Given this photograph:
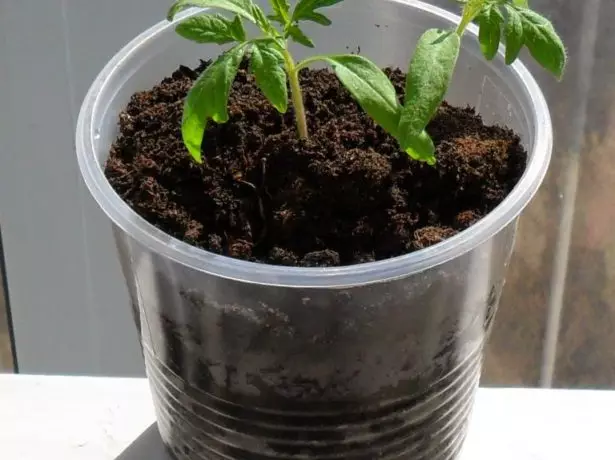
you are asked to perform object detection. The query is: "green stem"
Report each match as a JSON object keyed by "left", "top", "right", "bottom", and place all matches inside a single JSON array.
[
  {"left": 295, "top": 55, "right": 327, "bottom": 72},
  {"left": 456, "top": 10, "right": 474, "bottom": 35},
  {"left": 456, "top": 0, "right": 485, "bottom": 36},
  {"left": 455, "top": 19, "right": 470, "bottom": 36},
  {"left": 283, "top": 48, "right": 309, "bottom": 140}
]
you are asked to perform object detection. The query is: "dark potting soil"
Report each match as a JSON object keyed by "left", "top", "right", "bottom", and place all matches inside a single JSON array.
[{"left": 105, "top": 60, "right": 526, "bottom": 267}]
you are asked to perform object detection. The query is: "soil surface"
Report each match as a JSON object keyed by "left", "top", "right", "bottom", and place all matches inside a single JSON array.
[{"left": 106, "top": 60, "right": 526, "bottom": 267}]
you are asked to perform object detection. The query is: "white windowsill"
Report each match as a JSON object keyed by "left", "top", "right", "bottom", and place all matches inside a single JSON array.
[{"left": 0, "top": 374, "right": 611, "bottom": 459}]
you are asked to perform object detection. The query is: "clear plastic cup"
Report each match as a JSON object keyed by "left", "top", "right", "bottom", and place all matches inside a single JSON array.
[{"left": 76, "top": 1, "right": 552, "bottom": 459}]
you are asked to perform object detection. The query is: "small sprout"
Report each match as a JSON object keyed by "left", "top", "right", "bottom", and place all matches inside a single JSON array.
[{"left": 167, "top": 0, "right": 566, "bottom": 165}]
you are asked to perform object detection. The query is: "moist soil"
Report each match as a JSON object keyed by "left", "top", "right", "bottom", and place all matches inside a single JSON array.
[{"left": 105, "top": 60, "right": 526, "bottom": 267}]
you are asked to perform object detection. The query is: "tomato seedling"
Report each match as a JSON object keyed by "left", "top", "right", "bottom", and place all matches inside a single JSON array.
[{"left": 168, "top": 0, "right": 565, "bottom": 164}]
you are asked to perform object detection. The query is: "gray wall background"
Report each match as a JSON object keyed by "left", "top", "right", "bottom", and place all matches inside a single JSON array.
[
  {"left": 0, "top": 0, "right": 176, "bottom": 375},
  {"left": 0, "top": 0, "right": 612, "bottom": 385}
]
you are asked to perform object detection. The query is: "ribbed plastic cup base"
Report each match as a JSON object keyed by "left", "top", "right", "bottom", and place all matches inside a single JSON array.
[{"left": 143, "top": 345, "right": 480, "bottom": 460}]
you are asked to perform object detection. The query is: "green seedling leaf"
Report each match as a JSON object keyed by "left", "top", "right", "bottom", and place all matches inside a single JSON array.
[
  {"left": 269, "top": 0, "right": 291, "bottom": 24},
  {"left": 170, "top": 0, "right": 566, "bottom": 166},
  {"left": 250, "top": 3, "right": 278, "bottom": 35},
  {"left": 268, "top": 13, "right": 285, "bottom": 25},
  {"left": 405, "top": 130, "right": 436, "bottom": 165},
  {"left": 458, "top": 0, "right": 488, "bottom": 32},
  {"left": 301, "top": 11, "right": 331, "bottom": 26},
  {"left": 250, "top": 41, "right": 288, "bottom": 113},
  {"left": 399, "top": 29, "right": 460, "bottom": 149},
  {"left": 477, "top": 5, "right": 504, "bottom": 60},
  {"left": 175, "top": 14, "right": 246, "bottom": 44},
  {"left": 182, "top": 43, "right": 249, "bottom": 162},
  {"left": 168, "top": 0, "right": 255, "bottom": 22},
  {"left": 292, "top": 0, "right": 342, "bottom": 23},
  {"left": 517, "top": 9, "right": 567, "bottom": 78},
  {"left": 320, "top": 55, "right": 401, "bottom": 137},
  {"left": 287, "top": 24, "right": 315, "bottom": 47},
  {"left": 504, "top": 5, "right": 524, "bottom": 64},
  {"left": 463, "top": 0, "right": 487, "bottom": 16}
]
